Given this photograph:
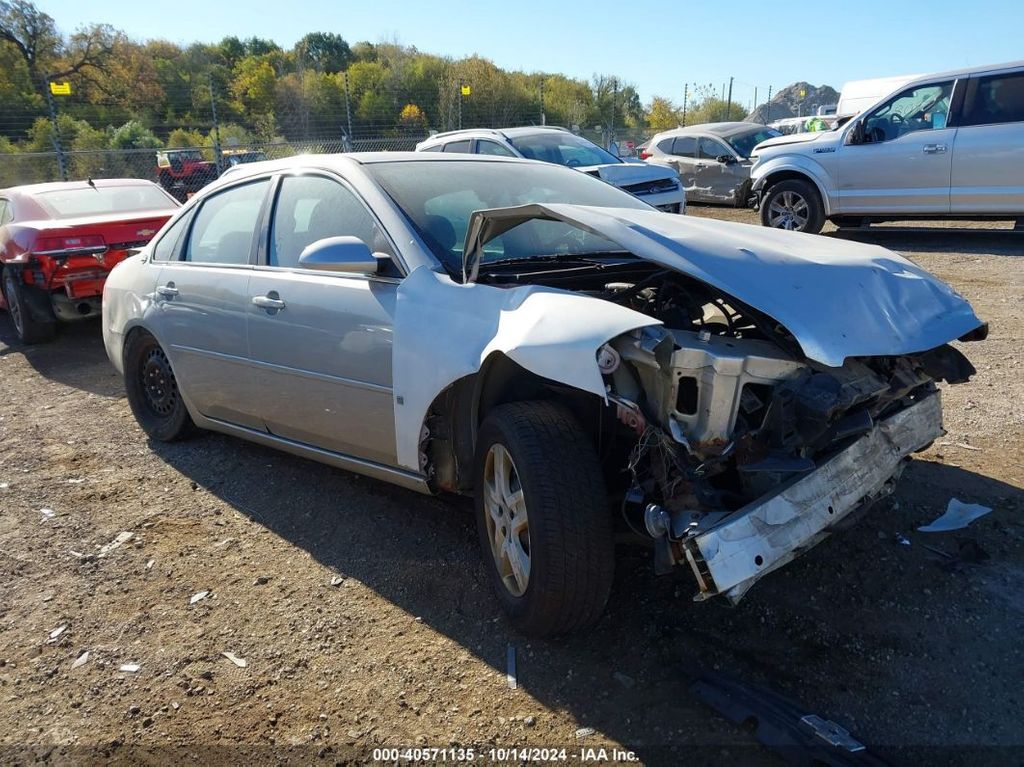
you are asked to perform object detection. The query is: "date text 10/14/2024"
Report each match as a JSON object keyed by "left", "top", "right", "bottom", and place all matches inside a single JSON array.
[{"left": 371, "top": 747, "right": 639, "bottom": 762}]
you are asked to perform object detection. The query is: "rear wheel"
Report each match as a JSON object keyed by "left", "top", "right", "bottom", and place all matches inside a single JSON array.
[
  {"left": 123, "top": 330, "right": 196, "bottom": 441},
  {"left": 475, "top": 401, "right": 614, "bottom": 636},
  {"left": 760, "top": 179, "right": 825, "bottom": 234},
  {"left": 2, "top": 267, "right": 57, "bottom": 344}
]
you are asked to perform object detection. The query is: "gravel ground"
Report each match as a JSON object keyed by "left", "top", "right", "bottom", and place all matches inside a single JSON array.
[{"left": 0, "top": 208, "right": 1021, "bottom": 765}]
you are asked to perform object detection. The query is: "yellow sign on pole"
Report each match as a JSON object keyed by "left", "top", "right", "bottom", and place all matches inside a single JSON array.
[
  {"left": 49, "top": 81, "right": 72, "bottom": 96},
  {"left": 460, "top": 85, "right": 471, "bottom": 96}
]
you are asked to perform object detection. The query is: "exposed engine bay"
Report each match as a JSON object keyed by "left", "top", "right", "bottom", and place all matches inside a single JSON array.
[{"left": 476, "top": 255, "right": 980, "bottom": 601}]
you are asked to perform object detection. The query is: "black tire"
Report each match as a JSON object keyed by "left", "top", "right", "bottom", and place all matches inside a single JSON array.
[
  {"left": 123, "top": 330, "right": 196, "bottom": 441},
  {"left": 2, "top": 267, "right": 57, "bottom": 344},
  {"left": 474, "top": 401, "right": 614, "bottom": 637},
  {"left": 760, "top": 178, "right": 825, "bottom": 234}
]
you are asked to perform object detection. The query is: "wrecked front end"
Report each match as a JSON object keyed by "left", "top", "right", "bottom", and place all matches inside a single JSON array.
[
  {"left": 458, "top": 204, "right": 985, "bottom": 603},
  {"left": 605, "top": 321, "right": 971, "bottom": 603}
]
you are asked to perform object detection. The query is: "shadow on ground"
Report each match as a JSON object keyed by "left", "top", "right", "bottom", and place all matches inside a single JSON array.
[
  {"left": 147, "top": 423, "right": 1024, "bottom": 764},
  {"left": 826, "top": 227, "right": 1024, "bottom": 256},
  {"left": 0, "top": 314, "right": 120, "bottom": 397}
]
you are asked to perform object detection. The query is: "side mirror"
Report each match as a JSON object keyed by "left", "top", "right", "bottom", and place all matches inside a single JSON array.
[
  {"left": 298, "top": 236, "right": 383, "bottom": 274},
  {"left": 846, "top": 120, "right": 865, "bottom": 145},
  {"left": 716, "top": 154, "right": 736, "bottom": 165}
]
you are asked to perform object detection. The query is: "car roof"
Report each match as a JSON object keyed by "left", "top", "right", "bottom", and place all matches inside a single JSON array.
[
  {"left": 902, "top": 58, "right": 1024, "bottom": 84},
  {"left": 419, "top": 126, "right": 571, "bottom": 144},
  {"left": 1, "top": 178, "right": 161, "bottom": 197},
  {"left": 654, "top": 122, "right": 768, "bottom": 140}
]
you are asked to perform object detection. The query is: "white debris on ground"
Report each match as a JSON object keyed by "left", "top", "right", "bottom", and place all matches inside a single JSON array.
[{"left": 918, "top": 498, "right": 994, "bottom": 533}]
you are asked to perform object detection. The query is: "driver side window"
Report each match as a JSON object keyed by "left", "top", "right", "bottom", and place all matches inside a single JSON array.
[{"left": 863, "top": 81, "right": 954, "bottom": 143}]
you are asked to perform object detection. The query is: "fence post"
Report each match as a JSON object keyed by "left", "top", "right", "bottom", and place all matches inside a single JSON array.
[
  {"left": 44, "top": 76, "right": 68, "bottom": 182},
  {"left": 765, "top": 85, "right": 772, "bottom": 125},
  {"left": 343, "top": 71, "right": 354, "bottom": 150},
  {"left": 209, "top": 75, "right": 223, "bottom": 172},
  {"left": 539, "top": 78, "right": 545, "bottom": 126}
]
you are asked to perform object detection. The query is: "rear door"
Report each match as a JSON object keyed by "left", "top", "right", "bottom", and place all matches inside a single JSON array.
[
  {"left": 246, "top": 172, "right": 401, "bottom": 466},
  {"left": 834, "top": 79, "right": 958, "bottom": 213},
  {"left": 950, "top": 67, "right": 1024, "bottom": 213},
  {"left": 662, "top": 136, "right": 699, "bottom": 197},
  {"left": 150, "top": 178, "right": 271, "bottom": 430}
]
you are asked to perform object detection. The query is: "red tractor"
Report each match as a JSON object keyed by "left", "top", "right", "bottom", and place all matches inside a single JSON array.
[{"left": 155, "top": 149, "right": 219, "bottom": 202}]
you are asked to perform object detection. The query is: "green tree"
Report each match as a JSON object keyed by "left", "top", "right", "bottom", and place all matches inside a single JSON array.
[
  {"left": 294, "top": 32, "right": 351, "bottom": 74},
  {"left": 646, "top": 96, "right": 680, "bottom": 131},
  {"left": 108, "top": 119, "right": 161, "bottom": 149}
]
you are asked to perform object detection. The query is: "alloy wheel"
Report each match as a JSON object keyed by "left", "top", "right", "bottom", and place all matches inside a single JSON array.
[
  {"left": 483, "top": 443, "right": 531, "bottom": 597},
  {"left": 4, "top": 274, "right": 24, "bottom": 337},
  {"left": 767, "top": 190, "right": 810, "bottom": 230}
]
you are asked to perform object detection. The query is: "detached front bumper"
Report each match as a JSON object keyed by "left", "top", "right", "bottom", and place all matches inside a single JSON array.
[{"left": 683, "top": 392, "right": 944, "bottom": 603}]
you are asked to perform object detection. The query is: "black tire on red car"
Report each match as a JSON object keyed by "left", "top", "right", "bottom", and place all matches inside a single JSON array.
[
  {"left": 1, "top": 267, "right": 57, "bottom": 344},
  {"left": 123, "top": 329, "right": 197, "bottom": 441},
  {"left": 474, "top": 401, "right": 615, "bottom": 637}
]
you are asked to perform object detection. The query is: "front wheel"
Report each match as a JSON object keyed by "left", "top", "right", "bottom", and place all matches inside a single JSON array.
[
  {"left": 475, "top": 401, "right": 614, "bottom": 637},
  {"left": 760, "top": 179, "right": 825, "bottom": 234},
  {"left": 2, "top": 267, "right": 57, "bottom": 344},
  {"left": 123, "top": 330, "right": 196, "bottom": 441}
]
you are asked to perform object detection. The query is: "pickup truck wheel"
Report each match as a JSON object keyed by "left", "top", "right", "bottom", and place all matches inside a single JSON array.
[
  {"left": 475, "top": 401, "right": 614, "bottom": 636},
  {"left": 123, "top": 330, "right": 196, "bottom": 441},
  {"left": 2, "top": 267, "right": 57, "bottom": 344},
  {"left": 760, "top": 179, "right": 825, "bottom": 234}
]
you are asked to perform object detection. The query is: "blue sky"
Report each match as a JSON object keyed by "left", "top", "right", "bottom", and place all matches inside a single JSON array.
[{"left": 38, "top": 0, "right": 1024, "bottom": 106}]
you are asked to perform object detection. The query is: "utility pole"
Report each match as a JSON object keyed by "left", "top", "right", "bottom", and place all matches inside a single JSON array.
[
  {"left": 43, "top": 76, "right": 67, "bottom": 182},
  {"left": 754, "top": 87, "right": 758, "bottom": 114},
  {"left": 343, "top": 71, "right": 354, "bottom": 150},
  {"left": 682, "top": 83, "right": 688, "bottom": 127},
  {"left": 726, "top": 76, "right": 733, "bottom": 118},
  {"left": 209, "top": 75, "right": 223, "bottom": 172},
  {"left": 609, "top": 78, "right": 618, "bottom": 151}
]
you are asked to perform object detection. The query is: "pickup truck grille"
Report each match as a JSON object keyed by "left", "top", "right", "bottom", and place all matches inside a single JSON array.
[{"left": 622, "top": 178, "right": 680, "bottom": 196}]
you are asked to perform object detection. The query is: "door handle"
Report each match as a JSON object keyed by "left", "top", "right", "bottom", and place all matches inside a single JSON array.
[
  {"left": 156, "top": 283, "right": 178, "bottom": 298},
  {"left": 922, "top": 144, "right": 947, "bottom": 154},
  {"left": 252, "top": 294, "right": 286, "bottom": 311}
]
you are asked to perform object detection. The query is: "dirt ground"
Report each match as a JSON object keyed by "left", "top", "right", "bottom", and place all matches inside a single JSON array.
[{"left": 1, "top": 208, "right": 1022, "bottom": 766}]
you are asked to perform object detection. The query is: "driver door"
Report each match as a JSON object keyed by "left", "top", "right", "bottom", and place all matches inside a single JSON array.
[{"left": 835, "top": 80, "right": 958, "bottom": 214}]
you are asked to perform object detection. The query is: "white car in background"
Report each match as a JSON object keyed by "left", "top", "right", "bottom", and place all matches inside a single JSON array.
[
  {"left": 751, "top": 60, "right": 1024, "bottom": 232},
  {"left": 417, "top": 126, "right": 686, "bottom": 214}
]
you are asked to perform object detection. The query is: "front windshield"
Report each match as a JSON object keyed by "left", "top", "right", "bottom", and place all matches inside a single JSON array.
[
  {"left": 508, "top": 132, "right": 621, "bottom": 167},
  {"left": 727, "top": 127, "right": 782, "bottom": 158},
  {"left": 366, "top": 160, "right": 651, "bottom": 273}
]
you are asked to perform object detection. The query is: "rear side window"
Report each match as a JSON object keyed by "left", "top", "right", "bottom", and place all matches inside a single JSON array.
[
  {"left": 420, "top": 144, "right": 443, "bottom": 152},
  {"left": 269, "top": 175, "right": 393, "bottom": 268},
  {"left": 671, "top": 136, "right": 696, "bottom": 157},
  {"left": 184, "top": 180, "right": 269, "bottom": 265},
  {"left": 150, "top": 213, "right": 191, "bottom": 262},
  {"left": 443, "top": 140, "right": 472, "bottom": 153},
  {"left": 962, "top": 72, "right": 1024, "bottom": 127}
]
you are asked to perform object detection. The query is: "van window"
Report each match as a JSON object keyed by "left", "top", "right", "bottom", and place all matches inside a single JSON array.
[
  {"left": 862, "top": 81, "right": 954, "bottom": 142},
  {"left": 961, "top": 72, "right": 1024, "bottom": 127}
]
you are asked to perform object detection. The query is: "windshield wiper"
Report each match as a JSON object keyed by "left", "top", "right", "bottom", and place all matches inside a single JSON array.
[{"left": 481, "top": 252, "right": 633, "bottom": 269}]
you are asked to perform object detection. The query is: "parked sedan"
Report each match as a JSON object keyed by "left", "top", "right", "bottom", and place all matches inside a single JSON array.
[
  {"left": 643, "top": 122, "right": 781, "bottom": 206},
  {"left": 1, "top": 179, "right": 179, "bottom": 343},
  {"left": 416, "top": 126, "right": 686, "bottom": 213},
  {"left": 104, "top": 153, "right": 984, "bottom": 636}
]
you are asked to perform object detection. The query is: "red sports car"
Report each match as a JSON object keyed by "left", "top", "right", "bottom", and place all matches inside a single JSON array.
[{"left": 0, "top": 178, "right": 179, "bottom": 343}]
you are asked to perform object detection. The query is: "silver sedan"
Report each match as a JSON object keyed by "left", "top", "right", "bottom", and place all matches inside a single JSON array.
[{"left": 103, "top": 153, "right": 983, "bottom": 636}]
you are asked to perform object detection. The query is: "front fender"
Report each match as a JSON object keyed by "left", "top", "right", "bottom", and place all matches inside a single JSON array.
[
  {"left": 392, "top": 267, "right": 660, "bottom": 471},
  {"left": 750, "top": 156, "right": 837, "bottom": 216}
]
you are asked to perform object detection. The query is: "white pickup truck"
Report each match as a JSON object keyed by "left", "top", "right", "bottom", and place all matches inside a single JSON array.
[{"left": 749, "top": 60, "right": 1024, "bottom": 232}]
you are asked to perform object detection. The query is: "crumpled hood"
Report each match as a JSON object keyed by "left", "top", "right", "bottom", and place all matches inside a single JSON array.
[
  {"left": 576, "top": 161, "right": 678, "bottom": 188},
  {"left": 463, "top": 204, "right": 983, "bottom": 367}
]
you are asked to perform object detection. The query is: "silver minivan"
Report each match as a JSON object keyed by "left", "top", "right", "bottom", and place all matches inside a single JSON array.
[{"left": 749, "top": 61, "right": 1024, "bottom": 232}]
